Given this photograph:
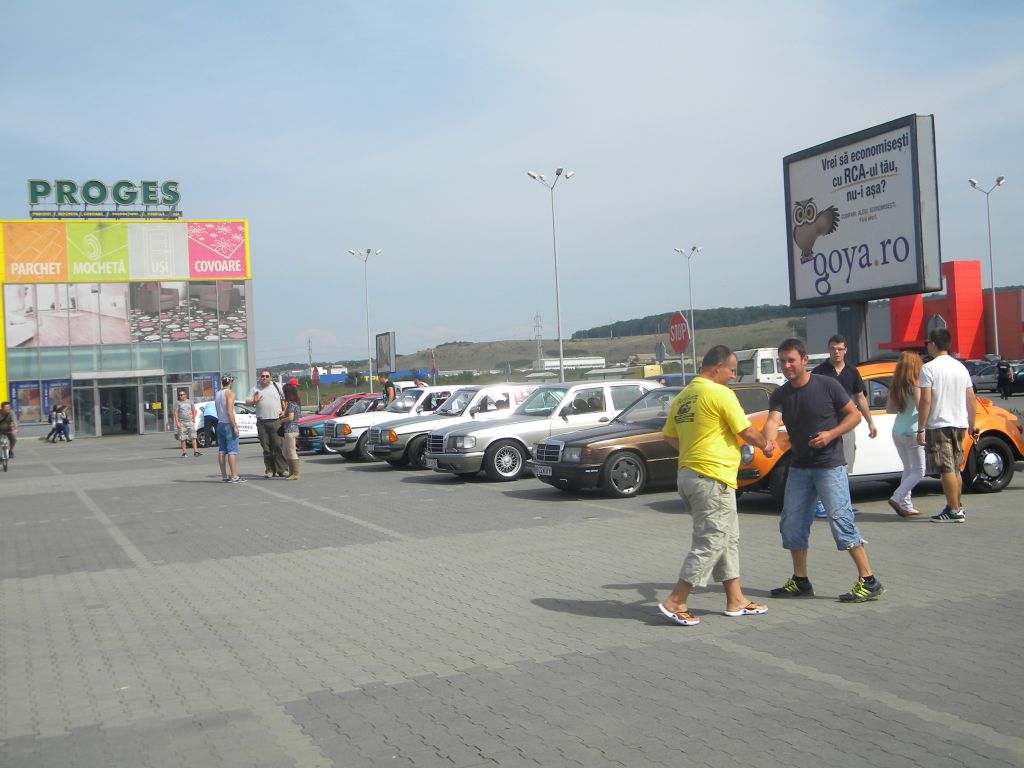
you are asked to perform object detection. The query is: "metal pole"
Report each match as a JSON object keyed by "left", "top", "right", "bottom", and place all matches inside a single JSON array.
[
  {"left": 363, "top": 255, "right": 373, "bottom": 388},
  {"left": 985, "top": 192, "right": 999, "bottom": 358},
  {"left": 549, "top": 186, "right": 565, "bottom": 383},
  {"left": 687, "top": 253, "right": 697, "bottom": 374}
]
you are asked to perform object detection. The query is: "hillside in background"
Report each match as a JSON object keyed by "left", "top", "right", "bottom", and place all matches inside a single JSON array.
[
  {"left": 572, "top": 304, "right": 827, "bottom": 340},
  {"left": 393, "top": 316, "right": 805, "bottom": 373}
]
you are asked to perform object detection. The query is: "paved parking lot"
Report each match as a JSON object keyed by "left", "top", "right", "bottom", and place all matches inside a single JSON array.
[{"left": 1, "top": 435, "right": 1022, "bottom": 767}]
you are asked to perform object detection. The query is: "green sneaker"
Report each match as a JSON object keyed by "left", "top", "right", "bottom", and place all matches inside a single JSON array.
[
  {"left": 839, "top": 578, "right": 885, "bottom": 603},
  {"left": 770, "top": 577, "right": 814, "bottom": 598}
]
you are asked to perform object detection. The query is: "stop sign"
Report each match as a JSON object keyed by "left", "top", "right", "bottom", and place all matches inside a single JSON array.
[
  {"left": 668, "top": 311, "right": 690, "bottom": 354},
  {"left": 312, "top": 367, "right": 320, "bottom": 385}
]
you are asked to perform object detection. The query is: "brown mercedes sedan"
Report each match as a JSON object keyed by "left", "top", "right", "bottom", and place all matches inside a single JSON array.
[{"left": 527, "top": 382, "right": 777, "bottom": 498}]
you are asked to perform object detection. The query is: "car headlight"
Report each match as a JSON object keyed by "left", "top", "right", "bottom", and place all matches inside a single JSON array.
[
  {"left": 740, "top": 444, "right": 754, "bottom": 465},
  {"left": 562, "top": 446, "right": 583, "bottom": 463},
  {"left": 341, "top": 423, "right": 351, "bottom": 436},
  {"left": 454, "top": 435, "right": 477, "bottom": 450}
]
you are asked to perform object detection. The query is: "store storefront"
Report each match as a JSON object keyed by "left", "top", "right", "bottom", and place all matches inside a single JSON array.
[{"left": 1, "top": 220, "right": 253, "bottom": 437}]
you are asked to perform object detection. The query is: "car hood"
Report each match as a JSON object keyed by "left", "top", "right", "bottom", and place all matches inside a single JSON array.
[
  {"left": 549, "top": 420, "right": 663, "bottom": 446},
  {"left": 371, "top": 411, "right": 479, "bottom": 434},
  {"left": 432, "top": 413, "right": 545, "bottom": 438},
  {"left": 329, "top": 409, "right": 416, "bottom": 428},
  {"left": 297, "top": 414, "right": 330, "bottom": 426}
]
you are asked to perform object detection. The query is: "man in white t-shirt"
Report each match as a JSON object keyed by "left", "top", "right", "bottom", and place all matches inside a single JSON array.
[{"left": 917, "top": 328, "right": 979, "bottom": 522}]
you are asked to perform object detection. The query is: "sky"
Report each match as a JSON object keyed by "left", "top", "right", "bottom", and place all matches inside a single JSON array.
[{"left": 2, "top": 1, "right": 1022, "bottom": 366}]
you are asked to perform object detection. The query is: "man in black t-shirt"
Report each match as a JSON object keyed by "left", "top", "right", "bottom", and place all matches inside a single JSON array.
[
  {"left": 761, "top": 338, "right": 885, "bottom": 604},
  {"left": 810, "top": 334, "right": 876, "bottom": 517},
  {"left": 996, "top": 357, "right": 1013, "bottom": 400}
]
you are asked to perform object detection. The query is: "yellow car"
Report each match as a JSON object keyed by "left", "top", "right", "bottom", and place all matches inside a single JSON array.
[{"left": 738, "top": 361, "right": 1024, "bottom": 508}]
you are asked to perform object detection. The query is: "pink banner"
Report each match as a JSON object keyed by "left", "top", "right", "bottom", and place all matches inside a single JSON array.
[{"left": 187, "top": 223, "right": 247, "bottom": 279}]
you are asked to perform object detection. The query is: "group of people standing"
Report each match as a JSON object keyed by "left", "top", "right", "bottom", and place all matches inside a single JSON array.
[
  {"left": 658, "top": 327, "right": 976, "bottom": 627},
  {"left": 45, "top": 405, "right": 71, "bottom": 443}
]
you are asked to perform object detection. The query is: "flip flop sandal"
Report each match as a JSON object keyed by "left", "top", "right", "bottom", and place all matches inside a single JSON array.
[
  {"left": 723, "top": 603, "right": 768, "bottom": 617},
  {"left": 658, "top": 603, "right": 700, "bottom": 626}
]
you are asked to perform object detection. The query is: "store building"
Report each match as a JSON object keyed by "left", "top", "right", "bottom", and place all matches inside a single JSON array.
[{"left": 1, "top": 220, "right": 253, "bottom": 436}]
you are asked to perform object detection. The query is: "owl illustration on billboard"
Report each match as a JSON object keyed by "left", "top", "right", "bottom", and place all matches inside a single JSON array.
[{"left": 792, "top": 198, "right": 840, "bottom": 263}]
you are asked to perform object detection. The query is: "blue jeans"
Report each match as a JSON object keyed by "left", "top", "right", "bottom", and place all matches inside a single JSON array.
[{"left": 781, "top": 466, "right": 862, "bottom": 551}]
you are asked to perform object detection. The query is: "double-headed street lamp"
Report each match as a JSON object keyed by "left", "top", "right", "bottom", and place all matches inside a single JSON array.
[
  {"left": 673, "top": 246, "right": 702, "bottom": 374},
  {"left": 968, "top": 176, "right": 1006, "bottom": 357},
  {"left": 348, "top": 248, "right": 381, "bottom": 387},
  {"left": 527, "top": 168, "right": 574, "bottom": 382}
]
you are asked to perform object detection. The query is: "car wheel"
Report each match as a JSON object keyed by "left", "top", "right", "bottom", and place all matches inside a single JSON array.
[
  {"left": 484, "top": 440, "right": 525, "bottom": 481},
  {"left": 600, "top": 451, "right": 647, "bottom": 498},
  {"left": 356, "top": 433, "right": 376, "bottom": 462},
  {"left": 386, "top": 457, "right": 408, "bottom": 468},
  {"left": 964, "top": 435, "right": 1015, "bottom": 493},
  {"left": 407, "top": 435, "right": 429, "bottom": 470},
  {"left": 196, "top": 430, "right": 207, "bottom": 449},
  {"left": 769, "top": 454, "right": 791, "bottom": 511},
  {"left": 318, "top": 443, "right": 337, "bottom": 455}
]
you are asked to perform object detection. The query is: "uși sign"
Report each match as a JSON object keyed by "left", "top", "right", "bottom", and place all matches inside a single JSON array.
[{"left": 29, "top": 179, "right": 181, "bottom": 207}]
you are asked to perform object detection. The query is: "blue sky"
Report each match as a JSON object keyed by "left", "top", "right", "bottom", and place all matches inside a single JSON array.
[{"left": 2, "top": 2, "right": 1022, "bottom": 365}]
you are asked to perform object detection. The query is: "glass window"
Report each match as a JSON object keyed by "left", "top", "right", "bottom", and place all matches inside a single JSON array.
[
  {"left": 191, "top": 341, "right": 220, "bottom": 372},
  {"left": 67, "top": 283, "right": 102, "bottom": 345},
  {"left": 760, "top": 358, "right": 776, "bottom": 375},
  {"left": 867, "top": 379, "right": 890, "bottom": 411},
  {"left": 133, "top": 343, "right": 163, "bottom": 370},
  {"left": 163, "top": 343, "right": 191, "bottom": 374},
  {"left": 568, "top": 387, "right": 605, "bottom": 414},
  {"left": 35, "top": 284, "right": 70, "bottom": 347},
  {"left": 71, "top": 346, "right": 101, "bottom": 372},
  {"left": 4, "top": 285, "right": 39, "bottom": 348},
  {"left": 99, "top": 283, "right": 131, "bottom": 344},
  {"left": 101, "top": 344, "right": 132, "bottom": 371},
  {"left": 220, "top": 340, "right": 247, "bottom": 372},
  {"left": 38, "top": 347, "right": 71, "bottom": 378},
  {"left": 610, "top": 385, "right": 644, "bottom": 410},
  {"left": 736, "top": 359, "right": 754, "bottom": 378},
  {"left": 734, "top": 387, "right": 771, "bottom": 414},
  {"left": 225, "top": 370, "right": 250, "bottom": 397},
  {"left": 6, "top": 348, "right": 39, "bottom": 379},
  {"left": 220, "top": 281, "right": 247, "bottom": 339}
]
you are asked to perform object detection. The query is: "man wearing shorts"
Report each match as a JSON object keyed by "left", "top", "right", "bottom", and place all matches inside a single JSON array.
[
  {"left": 762, "top": 338, "right": 885, "bottom": 603},
  {"left": 215, "top": 374, "right": 245, "bottom": 483},
  {"left": 918, "top": 328, "right": 978, "bottom": 522},
  {"left": 174, "top": 389, "right": 201, "bottom": 457}
]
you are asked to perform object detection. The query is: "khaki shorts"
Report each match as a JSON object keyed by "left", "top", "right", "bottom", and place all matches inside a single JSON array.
[
  {"left": 925, "top": 427, "right": 966, "bottom": 474},
  {"left": 177, "top": 423, "right": 197, "bottom": 441}
]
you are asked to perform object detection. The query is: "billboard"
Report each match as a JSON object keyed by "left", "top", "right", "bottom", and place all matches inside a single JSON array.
[
  {"left": 1, "top": 220, "right": 250, "bottom": 283},
  {"left": 783, "top": 115, "right": 941, "bottom": 308},
  {"left": 375, "top": 331, "right": 396, "bottom": 374}
]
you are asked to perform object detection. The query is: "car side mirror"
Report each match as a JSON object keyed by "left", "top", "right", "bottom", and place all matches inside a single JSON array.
[
  {"left": 469, "top": 406, "right": 480, "bottom": 417},
  {"left": 415, "top": 405, "right": 423, "bottom": 413}
]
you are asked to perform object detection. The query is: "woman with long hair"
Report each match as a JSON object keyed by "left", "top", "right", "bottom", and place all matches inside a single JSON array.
[
  {"left": 281, "top": 383, "right": 302, "bottom": 480},
  {"left": 886, "top": 351, "right": 925, "bottom": 516}
]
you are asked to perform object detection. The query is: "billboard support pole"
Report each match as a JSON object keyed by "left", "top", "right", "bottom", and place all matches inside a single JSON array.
[{"left": 835, "top": 302, "right": 869, "bottom": 366}]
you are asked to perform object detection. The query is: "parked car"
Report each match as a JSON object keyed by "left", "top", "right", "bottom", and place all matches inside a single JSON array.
[
  {"left": 323, "top": 386, "right": 454, "bottom": 460},
  {"left": 368, "top": 384, "right": 537, "bottom": 469},
  {"left": 970, "top": 363, "right": 998, "bottom": 393},
  {"left": 296, "top": 393, "right": 382, "bottom": 453},
  {"left": 190, "top": 400, "right": 258, "bottom": 447},
  {"left": 737, "top": 361, "right": 1024, "bottom": 508},
  {"left": 529, "top": 382, "right": 777, "bottom": 498},
  {"left": 425, "top": 379, "right": 661, "bottom": 481}
]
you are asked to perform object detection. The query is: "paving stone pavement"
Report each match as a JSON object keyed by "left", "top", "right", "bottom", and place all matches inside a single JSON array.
[{"left": 1, "top": 434, "right": 1022, "bottom": 767}]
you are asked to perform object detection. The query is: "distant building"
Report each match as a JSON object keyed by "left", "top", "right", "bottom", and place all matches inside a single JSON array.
[{"left": 531, "top": 356, "right": 605, "bottom": 372}]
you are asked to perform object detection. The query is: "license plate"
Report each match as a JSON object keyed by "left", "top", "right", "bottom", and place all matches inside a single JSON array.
[
  {"left": 425, "top": 458, "right": 438, "bottom": 469},
  {"left": 533, "top": 464, "right": 552, "bottom": 477}
]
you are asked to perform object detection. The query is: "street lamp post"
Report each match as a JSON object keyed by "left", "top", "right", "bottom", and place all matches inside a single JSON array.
[
  {"left": 527, "top": 168, "right": 574, "bottom": 383},
  {"left": 673, "top": 246, "right": 702, "bottom": 374},
  {"left": 969, "top": 177, "right": 1006, "bottom": 357},
  {"left": 348, "top": 248, "right": 381, "bottom": 389}
]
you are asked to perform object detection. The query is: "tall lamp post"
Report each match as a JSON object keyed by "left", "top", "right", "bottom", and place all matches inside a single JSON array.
[
  {"left": 673, "top": 246, "right": 702, "bottom": 374},
  {"left": 527, "top": 168, "right": 574, "bottom": 382},
  {"left": 969, "top": 176, "right": 1006, "bottom": 357},
  {"left": 348, "top": 248, "right": 381, "bottom": 388}
]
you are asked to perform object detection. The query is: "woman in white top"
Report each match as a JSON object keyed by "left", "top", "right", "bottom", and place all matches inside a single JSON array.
[{"left": 886, "top": 351, "right": 925, "bottom": 516}]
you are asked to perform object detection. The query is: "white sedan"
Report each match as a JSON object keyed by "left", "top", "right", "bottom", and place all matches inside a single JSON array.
[{"left": 175, "top": 400, "right": 258, "bottom": 447}]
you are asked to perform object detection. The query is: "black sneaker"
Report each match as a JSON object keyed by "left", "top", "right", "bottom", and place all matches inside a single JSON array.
[
  {"left": 839, "top": 578, "right": 885, "bottom": 602},
  {"left": 770, "top": 577, "right": 814, "bottom": 598},
  {"left": 931, "top": 506, "right": 965, "bottom": 523}
]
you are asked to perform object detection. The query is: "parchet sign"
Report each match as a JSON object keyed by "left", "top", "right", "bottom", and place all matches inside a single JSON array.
[{"left": 668, "top": 311, "right": 690, "bottom": 354}]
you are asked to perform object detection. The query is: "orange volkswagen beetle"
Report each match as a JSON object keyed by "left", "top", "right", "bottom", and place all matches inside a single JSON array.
[{"left": 737, "top": 361, "right": 1024, "bottom": 508}]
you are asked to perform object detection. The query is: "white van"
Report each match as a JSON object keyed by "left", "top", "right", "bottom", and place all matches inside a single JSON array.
[{"left": 734, "top": 347, "right": 827, "bottom": 385}]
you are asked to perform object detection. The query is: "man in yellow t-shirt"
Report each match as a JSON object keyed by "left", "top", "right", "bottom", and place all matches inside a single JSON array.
[{"left": 657, "top": 345, "right": 776, "bottom": 627}]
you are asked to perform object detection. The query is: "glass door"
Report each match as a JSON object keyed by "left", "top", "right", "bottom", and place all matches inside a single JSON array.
[
  {"left": 99, "top": 386, "right": 139, "bottom": 434},
  {"left": 72, "top": 387, "right": 97, "bottom": 438},
  {"left": 143, "top": 384, "right": 166, "bottom": 434}
]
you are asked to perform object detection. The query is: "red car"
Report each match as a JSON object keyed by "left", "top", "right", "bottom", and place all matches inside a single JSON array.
[{"left": 296, "top": 393, "right": 383, "bottom": 453}]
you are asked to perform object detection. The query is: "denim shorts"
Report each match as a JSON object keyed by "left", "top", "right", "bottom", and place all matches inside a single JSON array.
[
  {"left": 780, "top": 465, "right": 862, "bottom": 551},
  {"left": 216, "top": 422, "right": 239, "bottom": 455}
]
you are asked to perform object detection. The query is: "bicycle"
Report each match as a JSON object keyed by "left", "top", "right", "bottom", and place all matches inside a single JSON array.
[{"left": 0, "top": 433, "right": 9, "bottom": 472}]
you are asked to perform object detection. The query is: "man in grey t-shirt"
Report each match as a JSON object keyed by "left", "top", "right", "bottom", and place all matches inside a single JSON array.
[{"left": 246, "top": 369, "right": 288, "bottom": 478}]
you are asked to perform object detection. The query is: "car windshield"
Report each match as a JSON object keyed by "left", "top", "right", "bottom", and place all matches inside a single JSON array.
[
  {"left": 317, "top": 396, "right": 347, "bottom": 415},
  {"left": 515, "top": 386, "right": 569, "bottom": 417},
  {"left": 613, "top": 388, "right": 679, "bottom": 424},
  {"left": 386, "top": 389, "right": 423, "bottom": 413},
  {"left": 435, "top": 389, "right": 476, "bottom": 415},
  {"left": 346, "top": 398, "right": 379, "bottom": 415}
]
